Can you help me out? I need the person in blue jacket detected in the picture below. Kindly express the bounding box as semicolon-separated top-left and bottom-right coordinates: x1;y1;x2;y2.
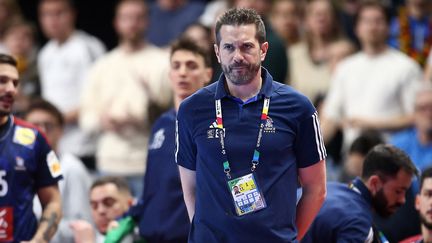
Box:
176;8;327;243
0;53;63;242
302;144;417;243
124;37;212;243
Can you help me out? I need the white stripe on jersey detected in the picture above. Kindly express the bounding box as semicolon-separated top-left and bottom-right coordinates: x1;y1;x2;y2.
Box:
312;112;327;160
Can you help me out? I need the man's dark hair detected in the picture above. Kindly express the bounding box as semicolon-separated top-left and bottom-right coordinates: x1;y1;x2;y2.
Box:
349;130;384;156
215;8;266;45
170;37;212;68
25;98;64;127
355;0;391;26
0;54;17;67
362;144;417;180
91;176;131;195
420;167;432;191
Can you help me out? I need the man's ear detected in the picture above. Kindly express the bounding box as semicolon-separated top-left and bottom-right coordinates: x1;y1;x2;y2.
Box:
367;175;382;195
214;44;221;63
260;42;269;62
415;194;421;211
204;67;213;84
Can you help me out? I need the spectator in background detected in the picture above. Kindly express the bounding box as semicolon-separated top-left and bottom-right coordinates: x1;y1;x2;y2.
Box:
3;19;40;116
80;0;172;197
0;0;22;52
337;0;362;47
147;0;205;48
25;99;93;243
38;0;106;170
391;83;432;172
388;0;432;66
339;130;384;183
401;167;432;243
289;0;342;101
322;1;422;151
233;0;289;83
70;176;134;243
269;0;301;48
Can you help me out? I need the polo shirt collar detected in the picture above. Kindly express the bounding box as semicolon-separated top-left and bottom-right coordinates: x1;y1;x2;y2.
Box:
351;177;372;206
214;67;274;100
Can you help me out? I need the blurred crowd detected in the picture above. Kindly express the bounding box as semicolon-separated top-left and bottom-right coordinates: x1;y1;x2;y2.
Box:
2;0;432;242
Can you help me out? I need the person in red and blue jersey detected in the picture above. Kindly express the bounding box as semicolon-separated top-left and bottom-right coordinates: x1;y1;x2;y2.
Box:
0;53;62;243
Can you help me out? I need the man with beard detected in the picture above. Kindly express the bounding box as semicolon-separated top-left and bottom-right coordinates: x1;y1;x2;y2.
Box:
0;53;63;242
176;8;327;242
302;144;417;243
401;167;432;243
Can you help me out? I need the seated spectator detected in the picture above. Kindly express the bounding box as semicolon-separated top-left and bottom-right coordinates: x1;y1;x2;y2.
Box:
38;0;106;170
388;0;432;66
401;167;432;243
322;1;422;151
3;19;40;117
289;0;342;101
26;99;93;243
80;0;172;197
269;0;301;48
70;176;134;243
0;0;23;52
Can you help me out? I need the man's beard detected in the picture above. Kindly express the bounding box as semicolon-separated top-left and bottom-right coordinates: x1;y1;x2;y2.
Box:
420;212;432;230
221;61;260;85
372;188;402;218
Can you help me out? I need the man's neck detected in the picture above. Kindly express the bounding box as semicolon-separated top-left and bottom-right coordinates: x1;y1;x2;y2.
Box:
55;29;74;45
120;39;145;53
226;73;262;102
408;4;425;20
362;43;387;56
421;224;432;243
174;95;184;112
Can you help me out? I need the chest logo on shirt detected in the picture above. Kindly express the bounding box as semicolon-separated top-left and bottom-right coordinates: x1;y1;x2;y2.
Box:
149;128;165;150
13;126;36;149
263;116;276;133
207;121;225;139
14;156;26;171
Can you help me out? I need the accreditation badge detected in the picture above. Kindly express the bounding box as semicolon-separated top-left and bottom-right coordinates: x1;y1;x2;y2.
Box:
227;173;267;216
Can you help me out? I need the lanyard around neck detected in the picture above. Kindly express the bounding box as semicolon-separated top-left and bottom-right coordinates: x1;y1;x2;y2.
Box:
215;97;270;179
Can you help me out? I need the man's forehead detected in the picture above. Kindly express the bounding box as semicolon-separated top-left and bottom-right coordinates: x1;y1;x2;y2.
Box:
171;50;204;64
0;64;18;80
219;24;257;40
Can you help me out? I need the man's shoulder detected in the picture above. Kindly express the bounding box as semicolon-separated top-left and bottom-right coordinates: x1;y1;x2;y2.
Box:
385;48;421;70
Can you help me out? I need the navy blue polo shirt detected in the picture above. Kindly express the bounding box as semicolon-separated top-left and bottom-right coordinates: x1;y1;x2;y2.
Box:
127;109;189;243
302;178;374;243
0;116;62;242
176;68;326;243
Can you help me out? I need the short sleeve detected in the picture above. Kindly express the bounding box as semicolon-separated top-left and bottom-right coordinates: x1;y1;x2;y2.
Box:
35;133;63;189
175;104;197;170
295;111;327;168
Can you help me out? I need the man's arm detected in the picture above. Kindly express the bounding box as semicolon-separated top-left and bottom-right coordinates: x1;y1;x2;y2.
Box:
25;185;62;243
296;160;326;241
179;165;196;222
